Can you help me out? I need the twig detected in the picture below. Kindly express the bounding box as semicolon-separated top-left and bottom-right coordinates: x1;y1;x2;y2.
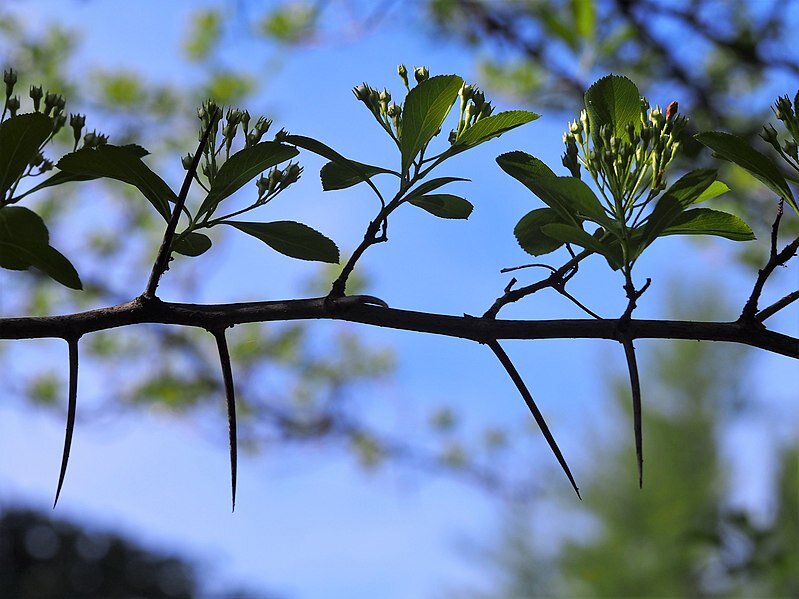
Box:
144;110;219;298
486;339;581;499
756;289;799;322
54;336;80;507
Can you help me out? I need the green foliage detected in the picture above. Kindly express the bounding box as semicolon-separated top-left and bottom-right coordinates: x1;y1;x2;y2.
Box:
408;193;473;219
400;74;463;172
226;220;340;263
583;74;641;142
696;131;798;214
0;112;53;197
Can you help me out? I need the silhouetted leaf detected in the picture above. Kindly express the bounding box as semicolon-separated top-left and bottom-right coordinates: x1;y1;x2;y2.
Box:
695;131;797;213
198;141;298;217
173;232;212;256
514;208;567;256
319;160;395;191
0;206;82;289
404;176;468;202
57;145;175;220
226;220;339;263
408;193;473;219
0;112;53;197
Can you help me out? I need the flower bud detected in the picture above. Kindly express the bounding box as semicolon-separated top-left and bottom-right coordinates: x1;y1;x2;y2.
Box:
353;83;371;102
274;127;289;142
181;153;194;170
775;96;793;122
40;158;53;173
459;83;474;100
760;123;780;148
3;68;16;99
479;101;493;120
413;66;429;83
30;151;44;167
82;130;97;148
282;162;302;186
665;101;678;120
43;91;59;116
784;139;798;160
448;129;457;144
397;64;408;87
580;109;590;136
472;90;486;111
29;85;43;111
53;113;66;134
6;95;19;117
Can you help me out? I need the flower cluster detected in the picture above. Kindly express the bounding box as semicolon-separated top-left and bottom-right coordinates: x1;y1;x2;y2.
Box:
563;99;686;218
449;83;494;143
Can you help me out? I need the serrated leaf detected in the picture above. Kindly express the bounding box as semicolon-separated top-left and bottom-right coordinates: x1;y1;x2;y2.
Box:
660;208;755;241
319;160;394;191
12;144;151;202
695;131;797;213
0;206;82;289
198;141;298;217
404;176;468;203
282;134;391;192
408;194;473;219
173;231;212;256
57;145;175;220
400;74;463;173
0;112;54;197
542;222;624;269
514;208;567;256
451;110;539;154
638;169;718;251
584;74;641;142
497;151;608;227
226;220;339;263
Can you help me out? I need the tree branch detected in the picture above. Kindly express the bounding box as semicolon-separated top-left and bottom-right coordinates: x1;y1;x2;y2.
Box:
1;295;797;359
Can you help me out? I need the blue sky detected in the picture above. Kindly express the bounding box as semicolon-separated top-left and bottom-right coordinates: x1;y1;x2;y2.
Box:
1;1;797;597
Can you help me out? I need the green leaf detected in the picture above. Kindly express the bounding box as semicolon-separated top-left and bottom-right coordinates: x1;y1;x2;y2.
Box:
695;131;797;213
400;74;463;173
173;232;212;257
0;206;82;289
584;74;641;142
319;160;395;191
660;208;755;241
514;208;567;256
408;194;473;219
496;151;608;227
451;110;539;154
695;180;730;203
0;112;54;197
638;169;718;250
13;150;148;202
542;223;624;269
226;220;339;263
57;145;175;220
404;176;468;203
198;141;298;217
283;134;392;191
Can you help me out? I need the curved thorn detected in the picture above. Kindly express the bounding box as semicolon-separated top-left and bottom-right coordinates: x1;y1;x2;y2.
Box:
620;337;643;488
54;336;79;508
487;339;581;499
214;329;238;512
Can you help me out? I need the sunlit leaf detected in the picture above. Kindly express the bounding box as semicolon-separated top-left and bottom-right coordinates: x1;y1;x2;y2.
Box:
400;74;463;173
660;208;755;241
584;74;641;142
451;110;539;154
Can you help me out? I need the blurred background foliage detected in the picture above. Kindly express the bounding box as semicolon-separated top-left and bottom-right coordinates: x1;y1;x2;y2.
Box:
1;1;797;596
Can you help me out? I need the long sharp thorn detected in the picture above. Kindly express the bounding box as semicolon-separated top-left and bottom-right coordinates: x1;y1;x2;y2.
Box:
54;337;79;508
487;340;581;499
621;337;643;488
214;330;238;512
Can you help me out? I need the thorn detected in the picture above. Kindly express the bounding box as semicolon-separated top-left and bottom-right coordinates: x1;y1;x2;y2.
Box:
214;330;238;512
620;337;644;488
487;339;581;499
54;337;79;508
